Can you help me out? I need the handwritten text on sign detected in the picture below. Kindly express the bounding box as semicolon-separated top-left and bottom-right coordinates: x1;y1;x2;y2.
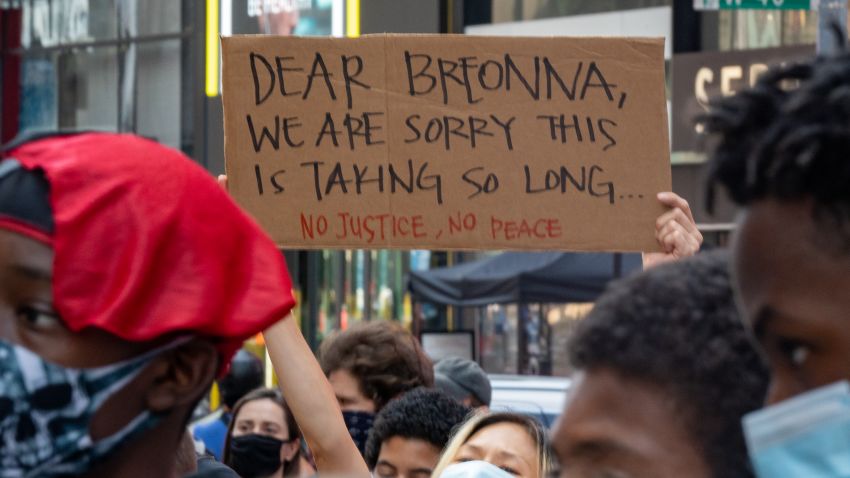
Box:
221;35;671;251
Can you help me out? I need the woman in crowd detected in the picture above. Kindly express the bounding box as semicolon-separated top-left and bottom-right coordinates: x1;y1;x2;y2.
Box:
431;412;553;478
223;388;314;478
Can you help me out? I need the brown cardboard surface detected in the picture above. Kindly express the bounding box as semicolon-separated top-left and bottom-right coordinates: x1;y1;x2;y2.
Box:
221;34;670;251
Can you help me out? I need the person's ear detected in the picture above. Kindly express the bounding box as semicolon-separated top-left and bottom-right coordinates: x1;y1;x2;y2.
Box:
281;440;300;463
144;339;218;412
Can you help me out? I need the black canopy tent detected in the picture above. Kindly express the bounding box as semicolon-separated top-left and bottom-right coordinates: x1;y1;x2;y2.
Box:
409;252;643;374
408;252;643;307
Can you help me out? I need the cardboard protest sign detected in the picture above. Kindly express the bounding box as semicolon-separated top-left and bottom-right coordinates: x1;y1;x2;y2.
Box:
221;34;670;251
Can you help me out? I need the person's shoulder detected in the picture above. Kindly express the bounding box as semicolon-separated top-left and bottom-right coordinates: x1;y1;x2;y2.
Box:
191;410;228;439
191;409;225;429
184;455;240;478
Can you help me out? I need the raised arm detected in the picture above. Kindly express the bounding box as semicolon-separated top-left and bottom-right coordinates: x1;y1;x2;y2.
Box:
217;175;368;476
263;318;369;476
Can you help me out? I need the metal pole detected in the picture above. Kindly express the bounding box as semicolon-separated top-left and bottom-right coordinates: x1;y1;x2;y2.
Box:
818;0;849;54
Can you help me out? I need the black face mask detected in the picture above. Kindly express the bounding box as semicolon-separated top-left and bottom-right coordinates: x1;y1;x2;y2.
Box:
342;410;375;457
228;434;285;478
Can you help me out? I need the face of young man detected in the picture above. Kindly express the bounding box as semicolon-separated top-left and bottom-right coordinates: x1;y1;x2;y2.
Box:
552;369;711;478
0;229;217;476
0;229;150;368
373;436;442;478
733;199;850;404
328;368;377;412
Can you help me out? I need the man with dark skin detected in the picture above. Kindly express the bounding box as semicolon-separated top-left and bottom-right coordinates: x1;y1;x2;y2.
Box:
1;230;219;477
0;132;367;478
703;49;850;404
552;251;769;478
699;48;850;476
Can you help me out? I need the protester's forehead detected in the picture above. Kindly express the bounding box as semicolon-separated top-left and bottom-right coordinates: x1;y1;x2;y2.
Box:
557;368;691;458
0;229;53;277
465;421;537;465
734;201;850;298
236;398;285;424
732;200;850;341
380;435;442;459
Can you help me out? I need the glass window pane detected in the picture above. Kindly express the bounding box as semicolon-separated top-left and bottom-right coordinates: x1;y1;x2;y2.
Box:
20;0;117;47
135;40;181;149
492;0;671;24
136;0;182;36
18;55;58;133
55;46;119;131
229;0;333;35
481;304;519;374
88;0;119;40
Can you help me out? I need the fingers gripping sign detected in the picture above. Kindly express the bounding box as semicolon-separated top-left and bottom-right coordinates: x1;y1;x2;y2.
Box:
643;192;703;269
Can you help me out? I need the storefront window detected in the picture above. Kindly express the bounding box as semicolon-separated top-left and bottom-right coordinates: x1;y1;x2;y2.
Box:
490;0;670;24
2;0;192;151
716;9;818;50
477;301;592;376
481;304;519;374
136;0;182;36
135;39;182;147
226;0;336;35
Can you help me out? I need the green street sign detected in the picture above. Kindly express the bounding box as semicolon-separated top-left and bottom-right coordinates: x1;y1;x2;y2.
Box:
694;0;817;9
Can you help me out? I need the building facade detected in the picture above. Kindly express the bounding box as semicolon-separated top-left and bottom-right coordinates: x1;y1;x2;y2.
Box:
2;0;839;373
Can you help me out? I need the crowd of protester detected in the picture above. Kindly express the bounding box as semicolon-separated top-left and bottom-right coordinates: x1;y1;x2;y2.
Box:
0;38;848;478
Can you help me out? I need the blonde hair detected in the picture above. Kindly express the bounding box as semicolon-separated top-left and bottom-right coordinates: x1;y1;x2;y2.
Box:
431;412;553;477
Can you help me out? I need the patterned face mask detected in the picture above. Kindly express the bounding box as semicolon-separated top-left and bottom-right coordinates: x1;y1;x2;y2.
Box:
342;410;375;457
0;338;185;477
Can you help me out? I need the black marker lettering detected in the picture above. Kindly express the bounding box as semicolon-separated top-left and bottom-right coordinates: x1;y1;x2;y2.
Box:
342;55;370;109
249;52;275;106
303;52;336;101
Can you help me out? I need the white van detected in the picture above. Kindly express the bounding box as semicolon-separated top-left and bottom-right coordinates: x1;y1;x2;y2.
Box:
488;374;571;428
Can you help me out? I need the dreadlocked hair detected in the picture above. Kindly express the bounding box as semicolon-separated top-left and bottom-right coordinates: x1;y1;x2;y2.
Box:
703;35;850;250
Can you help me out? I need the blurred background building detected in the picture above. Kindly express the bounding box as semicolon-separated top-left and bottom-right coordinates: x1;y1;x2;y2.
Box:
1;0;842;375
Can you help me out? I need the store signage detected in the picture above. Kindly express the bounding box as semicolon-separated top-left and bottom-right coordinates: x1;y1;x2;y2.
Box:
694;0;816;9
247;0;312;17
221;35;671;251
21;0;89;48
671;45;813;153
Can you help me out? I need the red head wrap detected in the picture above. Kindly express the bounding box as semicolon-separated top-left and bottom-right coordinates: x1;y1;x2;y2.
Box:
4;133;294;371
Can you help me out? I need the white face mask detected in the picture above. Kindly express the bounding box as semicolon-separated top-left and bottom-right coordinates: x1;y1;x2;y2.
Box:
439;461;515;478
742;380;850;478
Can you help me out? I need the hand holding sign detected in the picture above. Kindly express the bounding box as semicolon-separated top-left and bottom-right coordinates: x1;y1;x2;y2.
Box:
643;192;703;268
221;35;672;251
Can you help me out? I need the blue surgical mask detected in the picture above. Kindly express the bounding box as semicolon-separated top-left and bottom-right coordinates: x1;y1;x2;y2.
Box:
440;461;515;478
0;338;186;477
743;380;850;478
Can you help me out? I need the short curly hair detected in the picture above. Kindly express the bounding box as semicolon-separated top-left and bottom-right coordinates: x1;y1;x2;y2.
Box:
319;320;434;411
364;387;471;469
568;250;769;478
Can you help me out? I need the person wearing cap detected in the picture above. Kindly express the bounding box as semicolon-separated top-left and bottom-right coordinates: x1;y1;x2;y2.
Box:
435;357;492;410
0;132;367;478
